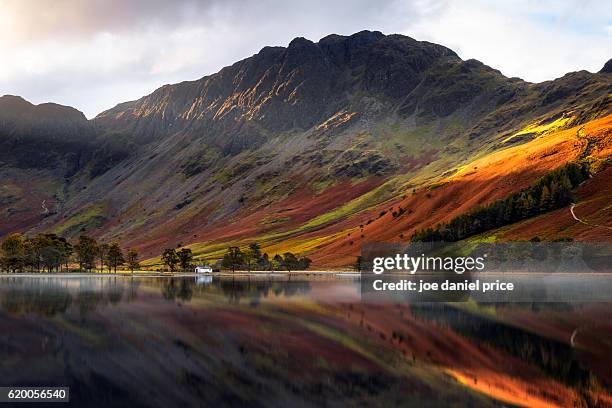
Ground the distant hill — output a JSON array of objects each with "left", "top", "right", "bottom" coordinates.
[
  {"left": 1, "top": 31, "right": 610, "bottom": 266},
  {"left": 0, "top": 95, "right": 93, "bottom": 172}
]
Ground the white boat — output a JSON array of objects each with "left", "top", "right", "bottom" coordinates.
[{"left": 195, "top": 265, "right": 213, "bottom": 274}]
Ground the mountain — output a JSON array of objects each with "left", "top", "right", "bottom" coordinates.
[
  {"left": 600, "top": 58, "right": 612, "bottom": 74},
  {"left": 0, "top": 95, "right": 93, "bottom": 173},
  {"left": 1, "top": 31, "right": 610, "bottom": 266}
]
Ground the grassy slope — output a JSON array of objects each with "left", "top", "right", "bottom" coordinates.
[{"left": 143, "top": 115, "right": 611, "bottom": 268}]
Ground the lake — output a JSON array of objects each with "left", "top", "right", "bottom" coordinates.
[{"left": 0, "top": 274, "right": 610, "bottom": 407}]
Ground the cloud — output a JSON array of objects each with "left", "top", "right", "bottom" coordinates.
[
  {"left": 0, "top": 0, "right": 609, "bottom": 117},
  {"left": 410, "top": 0, "right": 612, "bottom": 81},
  {"left": 1, "top": 0, "right": 217, "bottom": 44}
]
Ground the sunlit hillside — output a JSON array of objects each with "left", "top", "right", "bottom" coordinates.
[{"left": 0, "top": 32, "right": 610, "bottom": 268}]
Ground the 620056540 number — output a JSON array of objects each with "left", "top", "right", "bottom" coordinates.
[{"left": 0, "top": 387, "right": 69, "bottom": 402}]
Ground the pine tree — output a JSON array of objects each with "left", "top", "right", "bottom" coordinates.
[
  {"left": 539, "top": 185, "right": 551, "bottom": 210},
  {"left": 558, "top": 175, "right": 573, "bottom": 205}
]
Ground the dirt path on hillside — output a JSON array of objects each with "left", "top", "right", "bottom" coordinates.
[{"left": 570, "top": 203, "right": 612, "bottom": 230}]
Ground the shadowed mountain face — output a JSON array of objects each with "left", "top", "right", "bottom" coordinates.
[
  {"left": 95, "top": 31, "right": 524, "bottom": 152},
  {"left": 0, "top": 95, "right": 93, "bottom": 175},
  {"left": 0, "top": 95, "right": 86, "bottom": 127},
  {"left": 95, "top": 32, "right": 463, "bottom": 149},
  {"left": 1, "top": 31, "right": 611, "bottom": 262},
  {"left": 0, "top": 95, "right": 134, "bottom": 179}
]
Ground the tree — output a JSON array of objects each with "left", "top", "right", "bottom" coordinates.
[
  {"left": 556, "top": 176, "right": 573, "bottom": 205},
  {"left": 1, "top": 233, "right": 26, "bottom": 273},
  {"left": 518, "top": 192, "right": 531, "bottom": 219},
  {"left": 259, "top": 252, "right": 271, "bottom": 270},
  {"left": 298, "top": 256, "right": 312, "bottom": 270},
  {"left": 222, "top": 247, "right": 244, "bottom": 273},
  {"left": 126, "top": 248, "right": 140, "bottom": 273},
  {"left": 177, "top": 248, "right": 193, "bottom": 271},
  {"left": 273, "top": 254, "right": 283, "bottom": 271},
  {"left": 74, "top": 235, "right": 98, "bottom": 272},
  {"left": 1, "top": 233, "right": 71, "bottom": 274},
  {"left": 21, "top": 234, "right": 73, "bottom": 273},
  {"left": 245, "top": 242, "right": 262, "bottom": 272},
  {"left": 37, "top": 234, "right": 61, "bottom": 272},
  {"left": 107, "top": 243, "right": 125, "bottom": 272},
  {"left": 22, "top": 237, "right": 37, "bottom": 272},
  {"left": 162, "top": 248, "right": 179, "bottom": 272},
  {"left": 539, "top": 185, "right": 551, "bottom": 210},
  {"left": 56, "top": 236, "right": 73, "bottom": 271},
  {"left": 282, "top": 252, "right": 299, "bottom": 272},
  {"left": 97, "top": 243, "right": 110, "bottom": 272}
]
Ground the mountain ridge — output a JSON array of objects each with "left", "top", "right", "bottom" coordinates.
[
  {"left": 0, "top": 31, "right": 610, "bottom": 265},
  {"left": 93, "top": 31, "right": 493, "bottom": 150}
]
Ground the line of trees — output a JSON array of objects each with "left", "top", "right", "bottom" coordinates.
[
  {"left": 159, "top": 243, "right": 313, "bottom": 273},
  {"left": 221, "top": 243, "right": 312, "bottom": 273},
  {"left": 411, "top": 162, "right": 590, "bottom": 242},
  {"left": 160, "top": 247, "right": 194, "bottom": 272},
  {"left": 0, "top": 233, "right": 140, "bottom": 273},
  {"left": 3, "top": 234, "right": 313, "bottom": 274}
]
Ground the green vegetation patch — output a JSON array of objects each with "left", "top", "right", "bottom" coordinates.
[
  {"left": 300, "top": 180, "right": 398, "bottom": 231},
  {"left": 52, "top": 202, "right": 108, "bottom": 237},
  {"left": 259, "top": 215, "right": 291, "bottom": 226},
  {"left": 181, "top": 146, "right": 222, "bottom": 178}
]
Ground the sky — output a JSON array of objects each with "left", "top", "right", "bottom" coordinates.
[{"left": 0, "top": 0, "right": 610, "bottom": 118}]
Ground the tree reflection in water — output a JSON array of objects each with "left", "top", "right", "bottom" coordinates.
[
  {"left": 160, "top": 277, "right": 310, "bottom": 304},
  {"left": 411, "top": 303, "right": 596, "bottom": 391},
  {"left": 0, "top": 276, "right": 608, "bottom": 407},
  {"left": 0, "top": 277, "right": 139, "bottom": 317},
  {"left": 0, "top": 276, "right": 312, "bottom": 316}
]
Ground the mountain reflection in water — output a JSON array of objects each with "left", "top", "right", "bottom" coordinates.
[{"left": 0, "top": 275, "right": 610, "bottom": 407}]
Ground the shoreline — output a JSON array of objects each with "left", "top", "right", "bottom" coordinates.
[
  {"left": 0, "top": 270, "right": 356, "bottom": 278},
  {"left": 1, "top": 271, "right": 611, "bottom": 278}
]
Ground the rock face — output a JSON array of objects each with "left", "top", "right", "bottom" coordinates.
[
  {"left": 94, "top": 31, "right": 513, "bottom": 152},
  {"left": 0, "top": 32, "right": 611, "bottom": 258},
  {"left": 95, "top": 32, "right": 609, "bottom": 156}
]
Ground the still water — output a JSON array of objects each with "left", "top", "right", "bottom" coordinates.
[{"left": 0, "top": 275, "right": 610, "bottom": 407}]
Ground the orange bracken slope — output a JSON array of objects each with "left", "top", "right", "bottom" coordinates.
[{"left": 310, "top": 115, "right": 612, "bottom": 267}]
